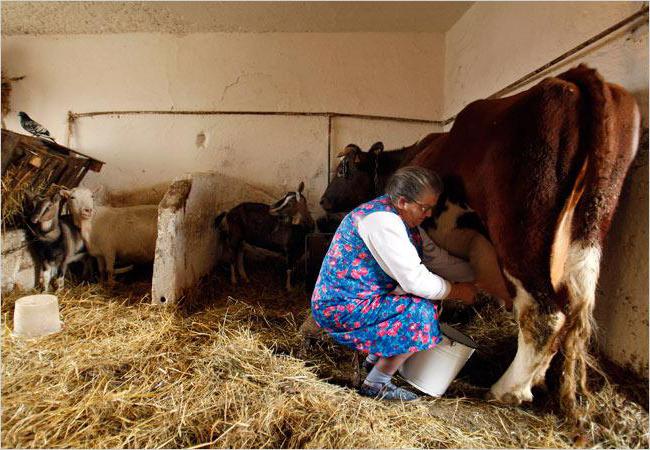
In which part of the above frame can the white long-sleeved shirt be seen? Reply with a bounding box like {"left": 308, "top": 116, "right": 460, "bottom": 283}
{"left": 357, "top": 211, "right": 452, "bottom": 300}
{"left": 419, "top": 226, "right": 475, "bottom": 283}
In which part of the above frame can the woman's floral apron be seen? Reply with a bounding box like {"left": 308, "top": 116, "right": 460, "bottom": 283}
{"left": 311, "top": 195, "right": 442, "bottom": 357}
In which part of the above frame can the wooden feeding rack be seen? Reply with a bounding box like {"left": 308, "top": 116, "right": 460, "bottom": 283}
{"left": 1, "top": 129, "right": 104, "bottom": 229}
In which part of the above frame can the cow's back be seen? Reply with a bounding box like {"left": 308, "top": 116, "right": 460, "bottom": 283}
{"left": 411, "top": 66, "right": 640, "bottom": 297}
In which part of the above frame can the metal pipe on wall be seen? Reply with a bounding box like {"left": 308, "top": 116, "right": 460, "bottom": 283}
{"left": 66, "top": 5, "right": 648, "bottom": 181}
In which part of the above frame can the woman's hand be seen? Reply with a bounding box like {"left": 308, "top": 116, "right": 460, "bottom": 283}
{"left": 446, "top": 282, "right": 478, "bottom": 305}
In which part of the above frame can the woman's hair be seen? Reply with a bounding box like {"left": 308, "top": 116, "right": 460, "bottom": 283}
{"left": 385, "top": 165, "right": 443, "bottom": 202}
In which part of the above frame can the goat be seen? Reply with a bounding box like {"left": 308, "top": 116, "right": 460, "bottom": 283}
{"left": 61, "top": 187, "right": 158, "bottom": 285}
{"left": 214, "top": 181, "right": 314, "bottom": 290}
{"left": 28, "top": 193, "right": 86, "bottom": 291}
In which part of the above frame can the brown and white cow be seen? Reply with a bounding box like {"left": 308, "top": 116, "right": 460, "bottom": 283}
{"left": 318, "top": 65, "right": 640, "bottom": 422}
{"left": 410, "top": 64, "right": 640, "bottom": 421}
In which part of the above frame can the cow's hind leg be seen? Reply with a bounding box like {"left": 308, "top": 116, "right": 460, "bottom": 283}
{"left": 488, "top": 270, "right": 566, "bottom": 405}
{"left": 559, "top": 241, "right": 601, "bottom": 422}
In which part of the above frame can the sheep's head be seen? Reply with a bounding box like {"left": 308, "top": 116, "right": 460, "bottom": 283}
{"left": 60, "top": 187, "right": 95, "bottom": 225}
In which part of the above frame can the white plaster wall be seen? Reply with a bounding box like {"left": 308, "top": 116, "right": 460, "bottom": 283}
{"left": 1, "top": 32, "right": 445, "bottom": 215}
{"left": 444, "top": 2, "right": 648, "bottom": 119}
{"left": 443, "top": 1, "right": 649, "bottom": 376}
{"left": 70, "top": 113, "right": 329, "bottom": 212}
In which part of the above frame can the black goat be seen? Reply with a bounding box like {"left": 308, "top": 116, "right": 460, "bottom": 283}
{"left": 28, "top": 193, "right": 86, "bottom": 291}
{"left": 214, "top": 182, "right": 314, "bottom": 290}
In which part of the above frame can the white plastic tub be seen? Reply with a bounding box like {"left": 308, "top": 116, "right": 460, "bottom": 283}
{"left": 13, "top": 294, "right": 63, "bottom": 338}
{"left": 398, "top": 323, "right": 477, "bottom": 397}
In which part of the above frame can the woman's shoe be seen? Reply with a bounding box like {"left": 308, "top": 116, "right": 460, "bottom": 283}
{"left": 358, "top": 381, "right": 419, "bottom": 401}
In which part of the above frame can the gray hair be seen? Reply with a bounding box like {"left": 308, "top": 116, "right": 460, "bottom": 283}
{"left": 385, "top": 166, "right": 443, "bottom": 202}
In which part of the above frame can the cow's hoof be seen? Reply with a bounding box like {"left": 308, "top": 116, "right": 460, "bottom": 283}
{"left": 502, "top": 393, "right": 524, "bottom": 406}
{"left": 487, "top": 389, "right": 533, "bottom": 405}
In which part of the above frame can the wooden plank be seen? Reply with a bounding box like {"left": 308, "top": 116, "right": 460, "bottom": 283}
{"left": 2, "top": 129, "right": 102, "bottom": 208}
{"left": 73, "top": 166, "right": 90, "bottom": 186}
{"left": 50, "top": 160, "right": 68, "bottom": 186}
{"left": 29, "top": 156, "right": 54, "bottom": 191}
{"left": 2, "top": 129, "right": 105, "bottom": 168}
{"left": 28, "top": 156, "right": 42, "bottom": 168}
{"left": 88, "top": 160, "right": 104, "bottom": 172}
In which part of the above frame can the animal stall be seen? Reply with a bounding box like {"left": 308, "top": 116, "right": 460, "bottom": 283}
{"left": 1, "top": 129, "right": 104, "bottom": 292}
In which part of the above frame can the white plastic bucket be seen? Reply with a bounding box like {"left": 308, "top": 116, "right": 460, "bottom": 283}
{"left": 13, "top": 294, "right": 63, "bottom": 338}
{"left": 398, "top": 323, "right": 477, "bottom": 397}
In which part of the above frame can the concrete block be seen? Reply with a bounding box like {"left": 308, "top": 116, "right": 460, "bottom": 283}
{"left": 2, "top": 229, "right": 36, "bottom": 293}
{"left": 151, "top": 171, "right": 276, "bottom": 305}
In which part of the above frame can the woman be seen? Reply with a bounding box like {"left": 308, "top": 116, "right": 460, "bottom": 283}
{"left": 311, "top": 166, "right": 477, "bottom": 400}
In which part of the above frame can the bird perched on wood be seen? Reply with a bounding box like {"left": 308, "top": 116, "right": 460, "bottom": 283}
{"left": 18, "top": 111, "right": 56, "bottom": 142}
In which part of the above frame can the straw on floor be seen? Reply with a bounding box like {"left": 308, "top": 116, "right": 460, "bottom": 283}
{"left": 1, "top": 267, "right": 647, "bottom": 448}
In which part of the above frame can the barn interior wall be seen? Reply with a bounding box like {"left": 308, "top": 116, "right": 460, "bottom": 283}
{"left": 443, "top": 1, "right": 649, "bottom": 377}
{"left": 1, "top": 32, "right": 445, "bottom": 215}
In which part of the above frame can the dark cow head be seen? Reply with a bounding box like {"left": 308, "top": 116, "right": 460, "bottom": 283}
{"left": 320, "top": 142, "right": 384, "bottom": 213}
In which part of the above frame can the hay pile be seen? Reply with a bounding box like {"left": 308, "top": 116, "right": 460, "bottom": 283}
{"left": 2, "top": 267, "right": 648, "bottom": 448}
{"left": 1, "top": 162, "right": 44, "bottom": 230}
{"left": 1, "top": 157, "right": 60, "bottom": 231}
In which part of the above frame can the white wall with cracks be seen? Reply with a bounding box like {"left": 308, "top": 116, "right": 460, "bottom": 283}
{"left": 443, "top": 1, "right": 649, "bottom": 377}
{"left": 1, "top": 32, "right": 445, "bottom": 216}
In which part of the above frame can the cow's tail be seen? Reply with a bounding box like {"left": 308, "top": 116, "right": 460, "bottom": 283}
{"left": 549, "top": 146, "right": 598, "bottom": 425}
{"left": 553, "top": 65, "right": 640, "bottom": 425}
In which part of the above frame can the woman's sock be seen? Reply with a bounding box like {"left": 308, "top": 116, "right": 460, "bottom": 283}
{"left": 364, "top": 366, "right": 391, "bottom": 387}
{"left": 365, "top": 353, "right": 379, "bottom": 365}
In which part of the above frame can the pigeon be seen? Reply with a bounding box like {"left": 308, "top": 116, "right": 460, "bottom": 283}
{"left": 18, "top": 111, "right": 56, "bottom": 142}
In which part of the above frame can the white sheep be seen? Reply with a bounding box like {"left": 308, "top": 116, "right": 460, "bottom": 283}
{"left": 61, "top": 187, "right": 158, "bottom": 284}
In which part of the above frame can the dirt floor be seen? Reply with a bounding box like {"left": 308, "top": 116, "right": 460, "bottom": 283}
{"left": 1, "top": 252, "right": 648, "bottom": 448}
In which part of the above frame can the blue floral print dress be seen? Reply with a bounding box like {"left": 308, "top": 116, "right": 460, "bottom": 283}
{"left": 311, "top": 195, "right": 443, "bottom": 357}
